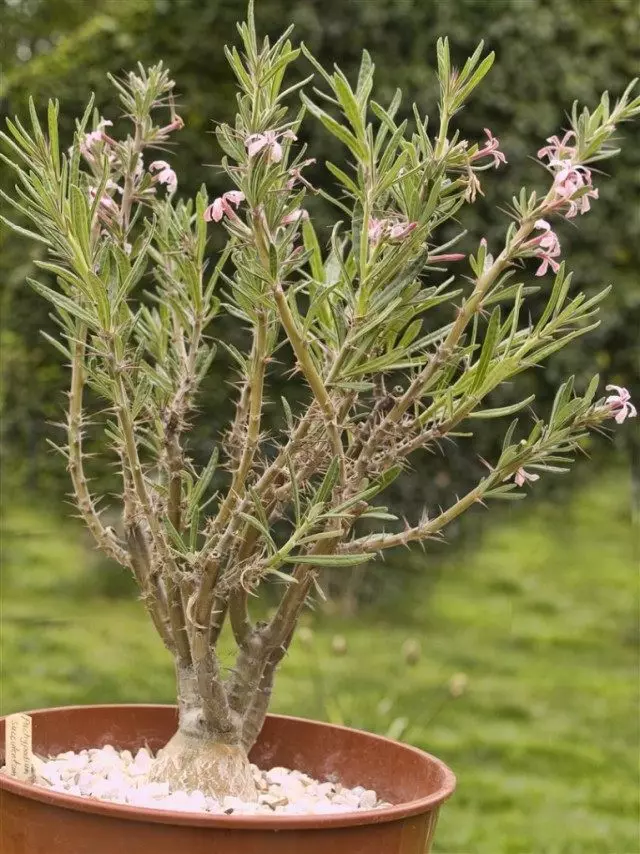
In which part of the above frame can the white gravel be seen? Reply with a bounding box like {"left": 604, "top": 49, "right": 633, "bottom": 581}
{"left": 2, "top": 745, "right": 392, "bottom": 816}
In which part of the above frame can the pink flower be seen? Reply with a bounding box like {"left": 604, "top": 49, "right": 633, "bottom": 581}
{"left": 88, "top": 186, "right": 119, "bottom": 223}
{"left": 532, "top": 219, "right": 562, "bottom": 277}
{"left": 245, "top": 129, "right": 297, "bottom": 164}
{"left": 389, "top": 221, "right": 418, "bottom": 240}
{"left": 428, "top": 252, "right": 465, "bottom": 264}
{"left": 472, "top": 128, "right": 507, "bottom": 169}
{"left": 281, "top": 208, "right": 309, "bottom": 226}
{"left": 512, "top": 467, "right": 540, "bottom": 487}
{"left": 368, "top": 218, "right": 417, "bottom": 245}
{"left": 566, "top": 185, "right": 599, "bottom": 219}
{"left": 161, "top": 115, "right": 184, "bottom": 134}
{"left": 550, "top": 163, "right": 598, "bottom": 219}
{"left": 203, "top": 190, "right": 245, "bottom": 223}
{"left": 368, "top": 218, "right": 388, "bottom": 245}
{"left": 552, "top": 163, "right": 591, "bottom": 198}
{"left": 605, "top": 385, "right": 637, "bottom": 424}
{"left": 538, "top": 131, "right": 599, "bottom": 219}
{"left": 537, "top": 130, "right": 577, "bottom": 162}
{"left": 149, "top": 160, "right": 178, "bottom": 194}
{"left": 82, "top": 118, "right": 113, "bottom": 152}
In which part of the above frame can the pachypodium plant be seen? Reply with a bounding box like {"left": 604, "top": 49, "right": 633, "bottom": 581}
{"left": 1, "top": 5, "right": 637, "bottom": 799}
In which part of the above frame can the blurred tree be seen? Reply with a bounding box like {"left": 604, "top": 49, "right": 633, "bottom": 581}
{"left": 1, "top": 0, "right": 638, "bottom": 516}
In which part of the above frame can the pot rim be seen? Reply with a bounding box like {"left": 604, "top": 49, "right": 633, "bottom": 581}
{"left": 0, "top": 704, "right": 456, "bottom": 830}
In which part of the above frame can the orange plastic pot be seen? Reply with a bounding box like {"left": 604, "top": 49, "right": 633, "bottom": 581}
{"left": 0, "top": 704, "right": 455, "bottom": 854}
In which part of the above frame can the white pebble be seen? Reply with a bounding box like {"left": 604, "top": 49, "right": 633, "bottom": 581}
{"left": 8, "top": 743, "right": 390, "bottom": 816}
{"left": 359, "top": 789, "right": 378, "bottom": 809}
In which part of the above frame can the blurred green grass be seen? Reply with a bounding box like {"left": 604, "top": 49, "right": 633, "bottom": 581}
{"left": 1, "top": 471, "right": 638, "bottom": 853}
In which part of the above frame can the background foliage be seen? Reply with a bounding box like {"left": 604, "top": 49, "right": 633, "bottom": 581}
{"left": 1, "top": 0, "right": 638, "bottom": 510}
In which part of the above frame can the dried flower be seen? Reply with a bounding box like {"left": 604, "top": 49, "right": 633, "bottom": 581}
{"left": 464, "top": 169, "right": 483, "bottom": 202}
{"left": 149, "top": 160, "right": 178, "bottom": 194}
{"left": 163, "top": 115, "right": 184, "bottom": 133}
{"left": 389, "top": 221, "right": 418, "bottom": 240}
{"left": 203, "top": 190, "right": 245, "bottom": 223}
{"left": 605, "top": 385, "right": 637, "bottom": 424}
{"left": 286, "top": 158, "right": 316, "bottom": 190}
{"left": 245, "top": 129, "right": 297, "bottom": 164}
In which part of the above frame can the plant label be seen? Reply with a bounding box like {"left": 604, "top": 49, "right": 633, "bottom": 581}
{"left": 5, "top": 713, "right": 34, "bottom": 782}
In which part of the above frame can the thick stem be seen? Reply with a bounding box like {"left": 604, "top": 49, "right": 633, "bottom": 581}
{"left": 212, "top": 309, "right": 269, "bottom": 534}
{"left": 187, "top": 559, "right": 236, "bottom": 738}
{"left": 124, "top": 521, "right": 173, "bottom": 650}
{"left": 112, "top": 367, "right": 193, "bottom": 670}
{"left": 272, "top": 282, "right": 345, "bottom": 481}
{"left": 241, "top": 625, "right": 295, "bottom": 751}
{"left": 67, "top": 326, "right": 128, "bottom": 565}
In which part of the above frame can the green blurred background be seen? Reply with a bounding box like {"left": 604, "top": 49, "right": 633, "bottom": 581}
{"left": 1, "top": 1, "right": 638, "bottom": 851}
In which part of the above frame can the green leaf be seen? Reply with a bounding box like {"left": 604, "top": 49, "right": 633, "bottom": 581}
{"left": 313, "top": 457, "right": 340, "bottom": 506}
{"left": 549, "top": 377, "right": 574, "bottom": 428}
{"left": 27, "top": 278, "right": 96, "bottom": 327}
{"left": 39, "top": 330, "right": 71, "bottom": 359}
{"left": 187, "top": 446, "right": 219, "bottom": 518}
{"left": 471, "top": 307, "right": 501, "bottom": 393}
{"left": 300, "top": 93, "right": 367, "bottom": 160}
{"left": 453, "top": 53, "right": 495, "bottom": 109}
{"left": 163, "top": 517, "right": 189, "bottom": 555}
{"left": 485, "top": 485, "right": 527, "bottom": 501}
{"left": 286, "top": 454, "right": 302, "bottom": 526}
{"left": 325, "top": 161, "right": 360, "bottom": 197}
{"left": 470, "top": 395, "right": 535, "bottom": 419}
{"left": 359, "top": 510, "right": 399, "bottom": 521}
{"left": 583, "top": 374, "right": 600, "bottom": 405}
{"left": 282, "top": 552, "right": 376, "bottom": 567}
{"left": 281, "top": 396, "right": 295, "bottom": 432}
{"left": 238, "top": 512, "right": 277, "bottom": 551}
{"left": 300, "top": 42, "right": 336, "bottom": 88}
{"left": 302, "top": 219, "right": 325, "bottom": 282}
{"left": 332, "top": 67, "right": 365, "bottom": 138}
{"left": 47, "top": 99, "right": 61, "bottom": 178}
{"left": 0, "top": 214, "right": 50, "bottom": 245}
{"left": 356, "top": 49, "right": 374, "bottom": 109}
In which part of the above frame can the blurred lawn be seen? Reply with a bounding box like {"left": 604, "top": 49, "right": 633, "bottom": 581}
{"left": 1, "top": 471, "right": 637, "bottom": 853}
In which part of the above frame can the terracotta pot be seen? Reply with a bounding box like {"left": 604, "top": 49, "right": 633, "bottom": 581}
{"left": 0, "top": 704, "right": 455, "bottom": 854}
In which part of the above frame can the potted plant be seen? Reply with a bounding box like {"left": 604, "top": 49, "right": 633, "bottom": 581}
{"left": 1, "top": 5, "right": 637, "bottom": 852}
